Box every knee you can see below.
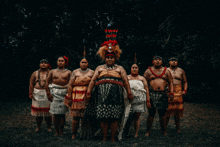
[158,110,166,118]
[73,117,80,121]
[148,109,156,117]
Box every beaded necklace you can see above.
[148,66,167,78]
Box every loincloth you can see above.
[149,88,168,110]
[49,83,68,115]
[166,85,184,117]
[31,88,51,117]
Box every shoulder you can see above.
[116,65,125,70]
[67,69,72,74]
[139,75,146,81]
[95,65,104,70]
[72,69,79,73]
[127,75,131,79]
[144,67,151,73]
[177,67,185,74]
[32,70,38,77]
[89,69,94,73]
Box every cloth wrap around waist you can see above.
[67,77,91,117]
[31,88,51,116]
[49,83,68,115]
[167,85,184,117]
[129,80,147,112]
[149,86,169,109]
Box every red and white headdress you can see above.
[96,29,122,60]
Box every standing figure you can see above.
[85,40,134,143]
[124,63,150,138]
[65,56,94,139]
[166,57,188,133]
[29,59,52,132]
[45,56,72,136]
[143,56,174,136]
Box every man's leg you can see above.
[174,113,180,133]
[110,120,118,143]
[59,114,65,136]
[72,117,80,139]
[100,120,109,142]
[145,108,156,137]
[36,117,43,131]
[158,109,167,135]
[134,112,141,138]
[45,116,52,131]
[53,115,60,136]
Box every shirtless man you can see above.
[166,57,188,133]
[66,58,94,139]
[29,59,52,132]
[45,56,72,136]
[143,56,174,136]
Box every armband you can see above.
[169,93,174,95]
[183,90,187,93]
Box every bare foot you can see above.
[55,132,59,136]
[111,138,116,143]
[47,128,52,132]
[72,135,76,139]
[177,129,180,133]
[35,128,41,132]
[145,132,150,137]
[134,134,138,138]
[162,131,167,136]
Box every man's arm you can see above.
[167,69,174,97]
[143,69,150,82]
[120,66,133,100]
[29,72,36,99]
[86,66,100,94]
[45,70,53,101]
[67,71,76,99]
[142,76,151,108]
[182,70,188,95]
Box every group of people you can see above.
[29,39,188,143]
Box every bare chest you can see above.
[170,69,182,80]
[53,71,70,80]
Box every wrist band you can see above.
[86,93,91,95]
[65,95,72,100]
[29,93,32,95]
[147,100,150,102]
[169,93,174,95]
[47,93,51,96]
[128,93,132,96]
[183,90,187,93]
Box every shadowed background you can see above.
[1,0,219,104]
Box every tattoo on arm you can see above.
[142,77,150,100]
[87,67,99,93]
[45,70,53,94]
[120,67,131,93]
[182,70,188,90]
[29,72,36,93]
[167,70,173,93]
[68,72,76,98]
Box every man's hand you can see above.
[29,94,34,99]
[146,101,151,108]
[48,94,53,102]
[128,93,134,102]
[181,91,186,96]
[84,94,91,105]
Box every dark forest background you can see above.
[1,0,220,104]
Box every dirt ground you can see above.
[0,100,220,147]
